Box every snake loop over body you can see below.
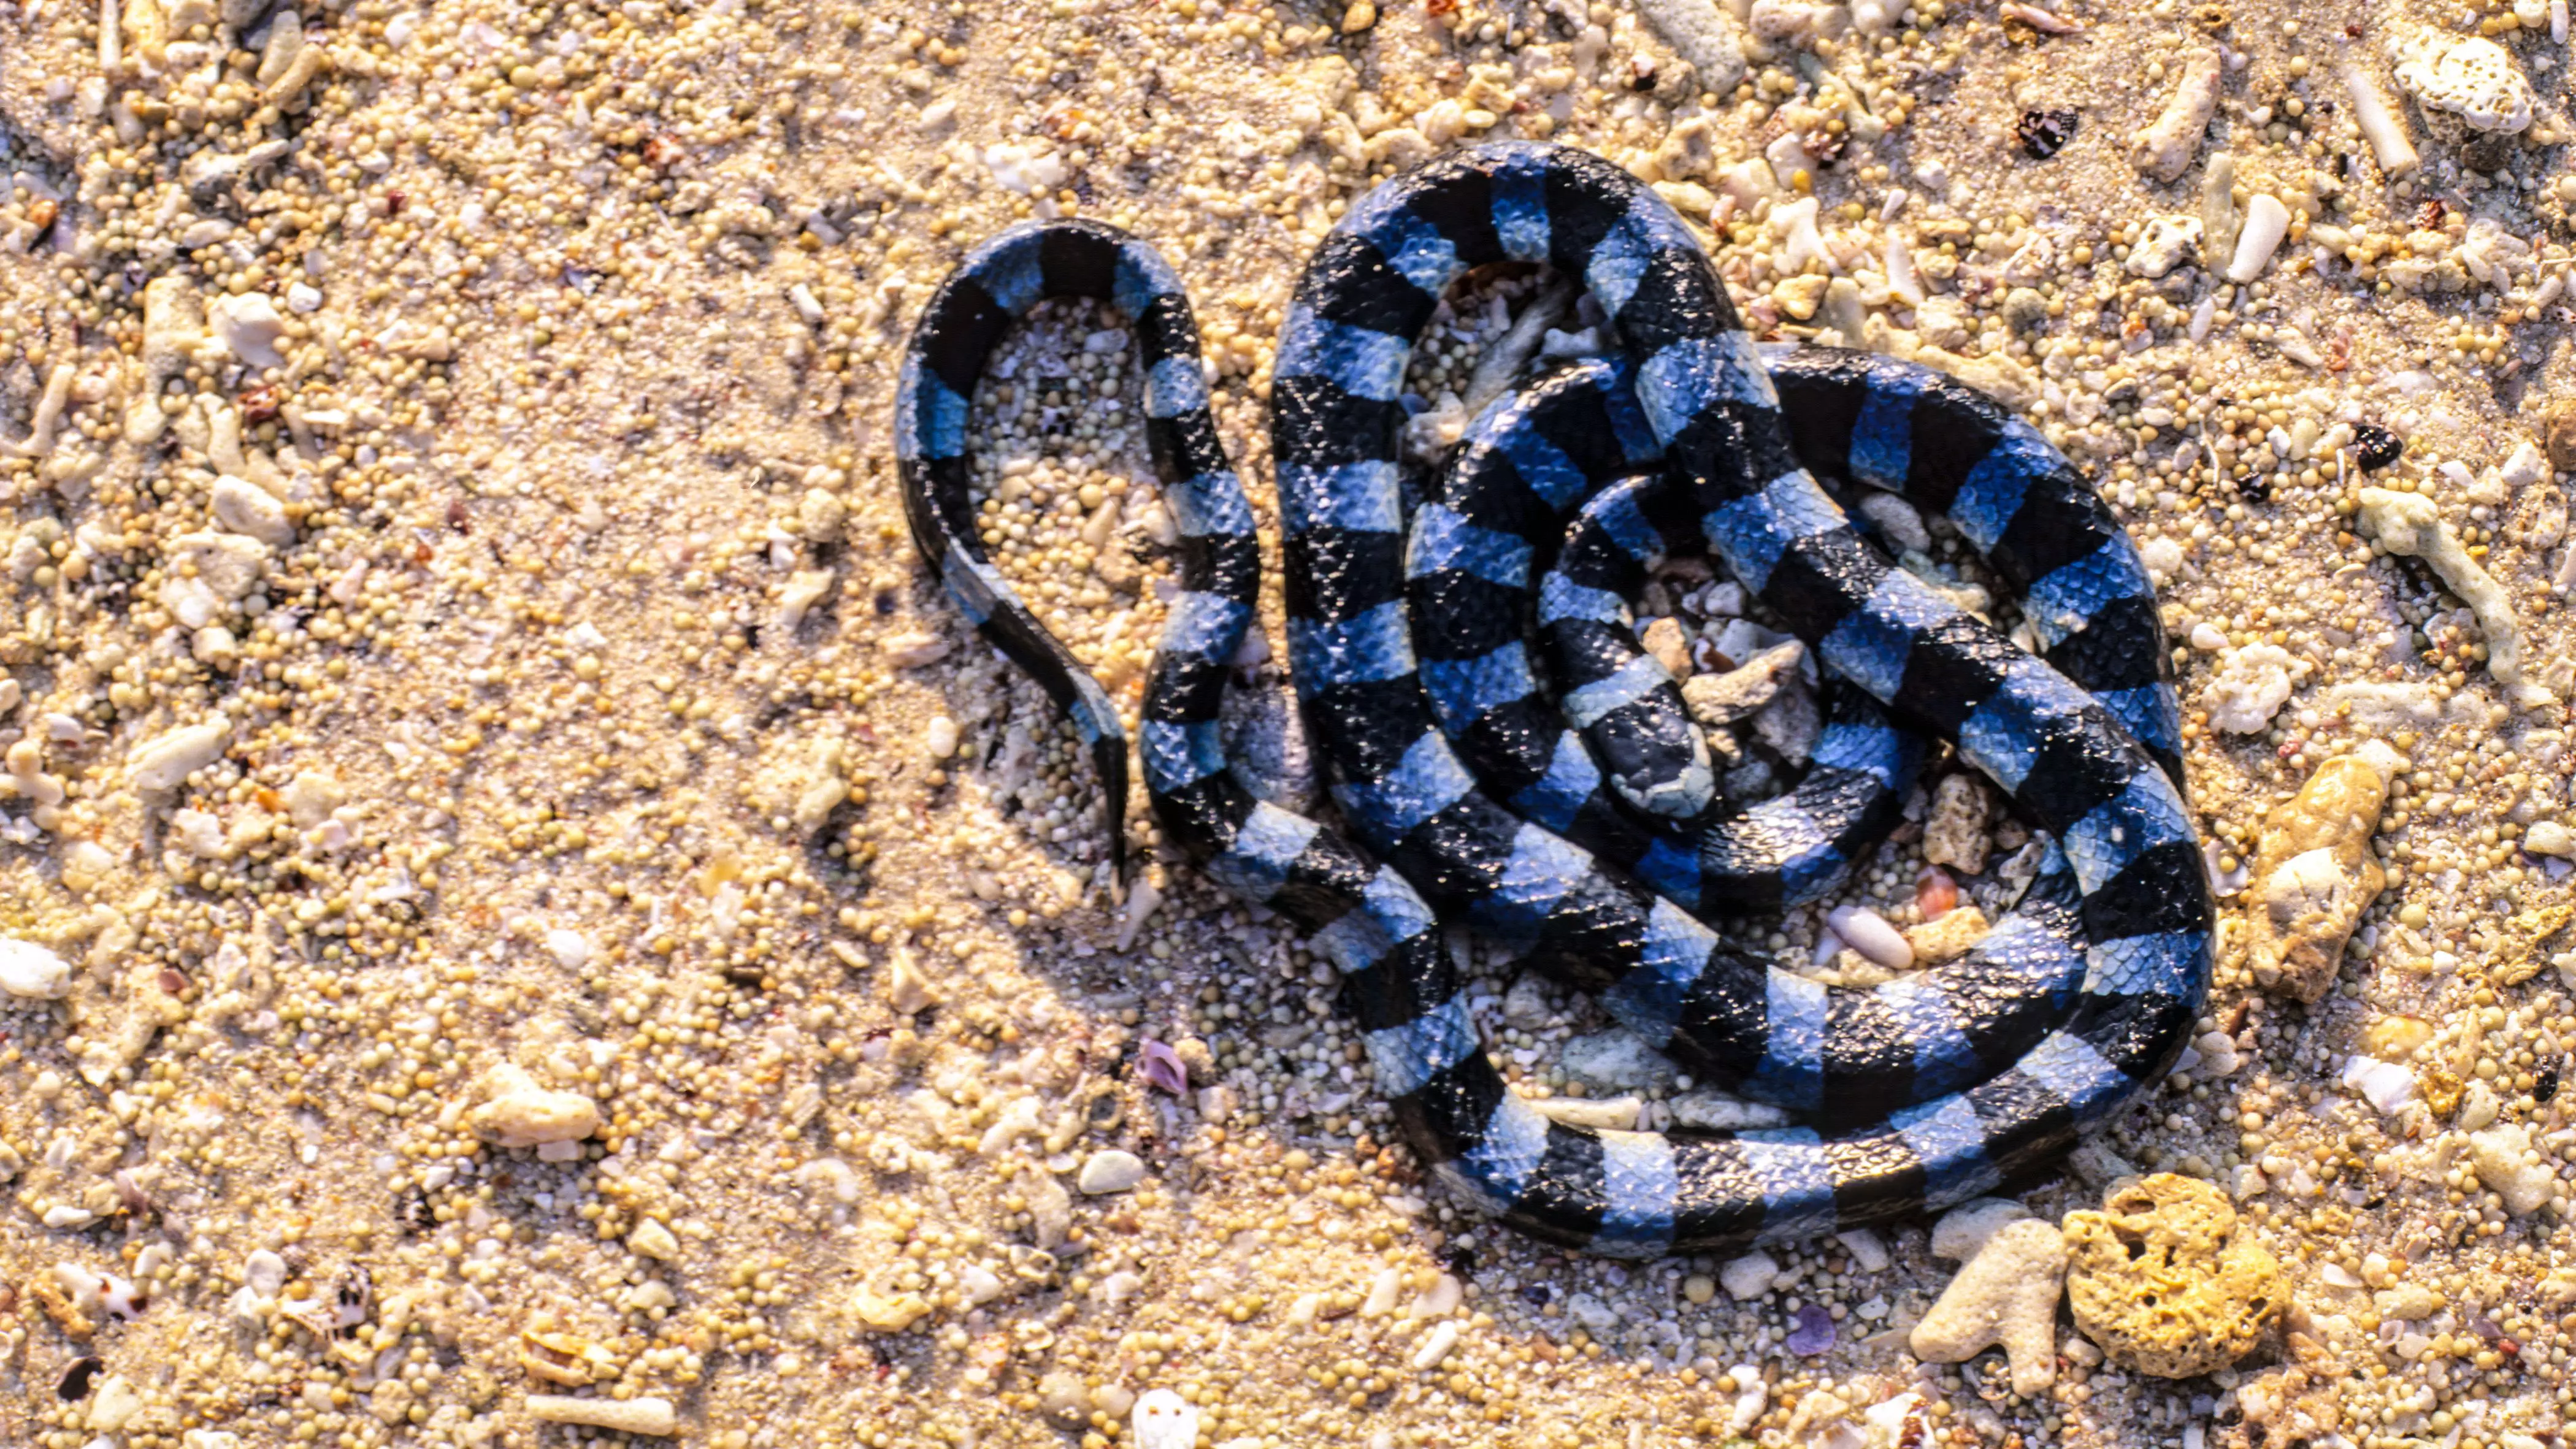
[897,142,2212,1256]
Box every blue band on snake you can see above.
[897,143,2212,1258]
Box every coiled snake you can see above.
[897,142,2210,1256]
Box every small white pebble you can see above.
[1360,1266,1404,1317]
[880,629,952,668]
[1825,904,1913,970]
[628,1218,680,1261]
[85,1375,145,1432]
[2340,1055,2418,1114]
[1529,1093,1641,1130]
[211,476,295,546]
[984,142,1067,196]
[99,1273,145,1321]
[1076,1149,1146,1195]
[884,949,939,1014]
[245,1250,289,1297]
[1719,1250,1780,1299]
[1409,1272,1463,1318]
[1131,1390,1199,1449]
[209,292,288,367]
[1835,1226,1892,1272]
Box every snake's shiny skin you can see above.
[897,143,2210,1256]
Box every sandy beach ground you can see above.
[3,0,2575,1446]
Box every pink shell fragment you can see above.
[1138,1038,1189,1096]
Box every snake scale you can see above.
[898,142,2212,1256]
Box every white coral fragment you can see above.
[13,364,75,457]
[2394,36,2534,134]
[2468,1123,2553,1215]
[166,533,271,622]
[2340,64,2420,175]
[142,276,207,384]
[524,1397,676,1437]
[1910,1218,2068,1396]
[2125,215,2202,279]
[0,937,73,999]
[211,475,296,546]
[2356,487,2551,706]
[1634,0,1749,95]
[2224,194,2290,283]
[2201,643,2301,733]
[983,143,1067,197]
[129,715,234,792]
[2132,49,2223,182]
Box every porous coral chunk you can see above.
[468,1063,601,1147]
[2393,36,2534,135]
[2063,1174,2283,1377]
[2244,746,2398,1002]
[1920,773,1992,874]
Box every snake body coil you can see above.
[899,143,2211,1256]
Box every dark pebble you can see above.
[2352,422,2404,470]
[2017,109,2078,161]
